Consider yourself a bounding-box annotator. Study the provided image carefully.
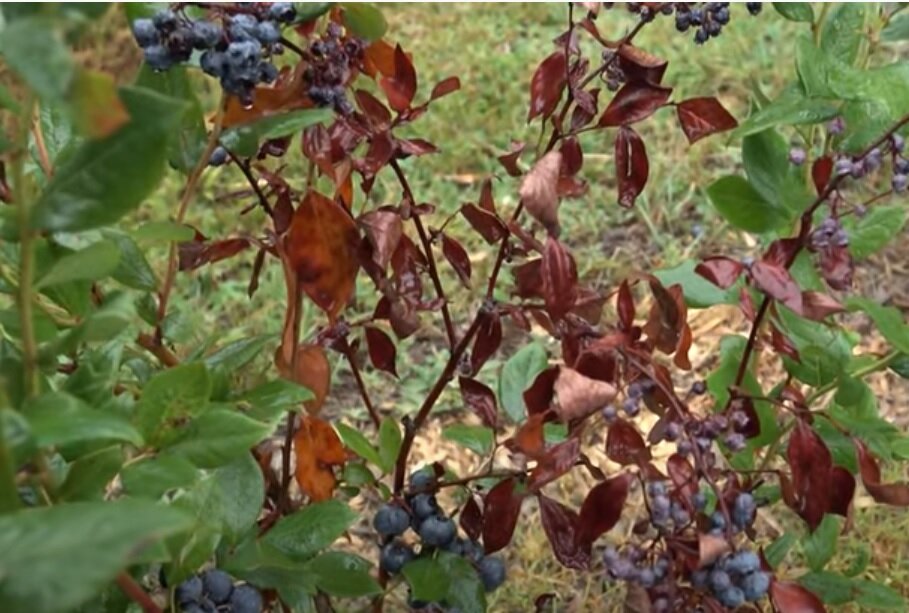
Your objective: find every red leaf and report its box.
[524,366,560,416]
[765,238,802,268]
[576,473,632,547]
[528,50,568,122]
[750,261,803,314]
[614,126,648,208]
[364,326,397,377]
[771,325,801,361]
[471,311,502,374]
[178,237,250,271]
[770,580,827,613]
[430,76,460,101]
[599,81,672,127]
[460,494,483,541]
[643,279,685,355]
[828,466,855,519]
[497,141,526,177]
[354,89,391,128]
[617,280,635,330]
[441,233,472,287]
[483,478,524,553]
[513,258,544,299]
[397,138,438,157]
[530,437,581,491]
[695,257,744,289]
[570,88,599,131]
[460,204,507,244]
[617,44,668,84]
[520,150,563,236]
[606,418,649,466]
[800,291,845,321]
[459,377,498,428]
[818,246,853,291]
[379,44,417,112]
[812,156,833,195]
[362,131,394,177]
[855,439,909,506]
[787,420,833,530]
[553,367,617,422]
[478,178,496,213]
[676,97,738,144]
[559,137,583,176]
[538,495,590,570]
[574,349,617,384]
[359,208,403,271]
[667,453,698,500]
[541,237,578,320]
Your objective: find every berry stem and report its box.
[115,572,162,613]
[227,151,274,217]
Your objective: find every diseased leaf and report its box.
[520,150,563,235]
[294,416,347,502]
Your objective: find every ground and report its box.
[70,4,909,611]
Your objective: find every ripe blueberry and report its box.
[411,493,439,520]
[143,45,173,71]
[176,576,203,605]
[746,3,763,16]
[478,556,507,592]
[409,468,436,490]
[710,569,732,591]
[742,570,771,601]
[132,18,159,47]
[229,585,263,613]
[893,173,908,193]
[373,504,410,536]
[201,569,233,604]
[152,9,178,32]
[380,541,414,574]
[419,515,456,547]
[255,21,281,44]
[191,20,222,49]
[209,146,229,167]
[268,2,297,23]
[718,586,746,608]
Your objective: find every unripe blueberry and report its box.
[893,173,908,193]
[827,116,846,135]
[380,541,414,574]
[478,556,507,592]
[176,576,203,605]
[742,571,771,601]
[419,515,456,547]
[373,504,410,536]
[132,18,159,47]
[789,147,806,166]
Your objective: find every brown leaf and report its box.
[294,415,347,501]
[520,150,563,236]
[397,138,438,157]
[538,495,591,570]
[363,39,396,79]
[355,89,392,128]
[559,137,583,177]
[617,44,668,85]
[275,344,332,415]
[770,580,827,613]
[828,466,855,519]
[615,126,648,208]
[460,203,507,244]
[362,131,394,177]
[695,257,744,289]
[513,258,544,299]
[359,208,403,271]
[471,311,503,374]
[379,44,417,112]
[787,420,833,529]
[441,233,471,287]
[178,237,251,271]
[459,377,498,428]
[497,141,527,177]
[460,494,483,541]
[643,279,685,355]
[483,478,524,553]
[530,437,580,491]
[430,76,461,101]
[800,291,845,321]
[524,366,560,417]
[576,473,632,547]
[554,367,617,422]
[666,453,698,500]
[617,280,636,331]
[606,418,649,466]
[855,439,909,506]
[365,326,397,377]
[285,191,360,321]
[515,413,546,458]
[750,261,803,314]
[599,82,672,127]
[528,50,568,122]
[541,237,578,321]
[676,97,738,144]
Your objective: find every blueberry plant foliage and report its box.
[1,2,909,612]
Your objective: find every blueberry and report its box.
[647,482,666,497]
[692,491,707,511]
[651,495,670,514]
[176,576,203,605]
[196,599,217,613]
[132,18,159,47]
[733,493,756,528]
[411,493,439,520]
[200,51,225,77]
[690,8,705,24]
[460,539,485,562]
[191,20,222,49]
[226,40,262,68]
[724,432,746,451]
[709,569,731,591]
[603,547,620,565]
[144,45,173,71]
[373,504,410,536]
[255,21,281,44]
[727,551,761,575]
[710,511,726,532]
[892,134,905,154]
[671,504,690,525]
[419,515,456,547]
[718,586,746,608]
[694,28,709,44]
[380,540,415,574]
[258,61,279,83]
[714,7,730,24]
[602,404,618,421]
[896,157,909,174]
[229,585,262,613]
[478,556,506,592]
[152,9,178,32]
[691,569,709,589]
[789,147,806,166]
[622,397,640,417]
[228,14,258,39]
[676,440,693,456]
[209,146,229,167]
[665,422,682,441]
[639,568,656,587]
[746,3,762,16]
[409,468,436,491]
[689,380,706,395]
[201,569,233,604]
[742,571,771,601]
[705,20,722,37]
[893,173,908,193]
[268,2,297,23]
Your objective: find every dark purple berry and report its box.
[411,493,439,520]
[834,157,853,176]
[380,541,414,574]
[724,432,747,451]
[893,173,908,193]
[229,585,262,613]
[374,504,410,536]
[714,7,730,24]
[143,45,173,71]
[268,2,297,23]
[892,134,905,154]
[152,9,178,32]
[718,586,746,608]
[409,468,436,490]
[746,3,762,16]
[132,18,158,47]
[191,20,222,49]
[201,570,233,605]
[176,576,203,605]
[418,515,456,547]
[478,556,507,592]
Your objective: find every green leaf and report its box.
[335,423,382,467]
[36,102,77,166]
[104,230,158,291]
[733,91,839,138]
[882,14,909,42]
[499,342,548,423]
[777,306,852,385]
[181,454,264,542]
[820,3,866,66]
[294,2,333,23]
[854,579,906,609]
[305,552,382,597]
[799,570,855,605]
[0,500,191,613]
[341,3,387,41]
[772,2,813,22]
[204,335,272,372]
[437,552,486,613]
[844,544,871,577]
[0,17,74,101]
[442,424,494,456]
[133,362,212,444]
[802,514,841,571]
[743,128,812,215]
[378,418,402,473]
[31,86,187,232]
[342,462,375,487]
[120,454,200,499]
[814,418,857,473]
[891,353,909,379]
[846,297,909,354]
[25,391,143,448]
[543,422,568,444]
[220,108,334,157]
[844,206,907,260]
[161,409,272,469]
[653,261,737,308]
[829,377,898,459]
[239,380,314,423]
[705,175,789,234]
[264,500,356,560]
[131,220,195,243]
[57,445,123,501]
[35,240,121,289]
[225,539,316,604]
[403,557,450,603]
[765,532,797,568]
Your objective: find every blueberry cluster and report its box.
[690,549,770,608]
[174,569,262,613]
[828,124,908,193]
[375,469,506,605]
[303,23,365,114]
[665,409,750,457]
[619,3,762,45]
[600,49,627,92]
[603,546,673,611]
[707,492,758,536]
[809,217,849,251]
[131,4,297,105]
[646,481,693,529]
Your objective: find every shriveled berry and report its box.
[478,556,507,592]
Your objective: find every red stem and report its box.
[116,573,161,613]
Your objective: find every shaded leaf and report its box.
[483,478,524,554]
[441,233,471,287]
[538,495,590,570]
[459,377,498,429]
[365,326,397,377]
[576,473,632,547]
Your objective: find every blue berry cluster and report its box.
[617,3,762,45]
[809,216,849,251]
[375,469,506,607]
[174,569,262,613]
[827,120,908,193]
[131,4,297,106]
[707,492,758,536]
[603,546,673,612]
[665,409,750,458]
[302,23,365,115]
[646,481,694,529]
[690,549,770,608]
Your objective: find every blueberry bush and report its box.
[2,2,909,612]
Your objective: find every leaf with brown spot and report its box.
[676,97,738,144]
[294,415,347,501]
[460,203,507,244]
[770,580,826,613]
[528,50,568,122]
[483,477,524,553]
[538,495,590,570]
[458,377,498,428]
[379,44,417,112]
[530,437,580,491]
[576,473,632,547]
[275,343,331,415]
[541,237,578,321]
[615,126,648,208]
[364,326,397,377]
[599,81,672,127]
[750,261,803,314]
[553,367,617,422]
[71,69,130,139]
[855,439,909,506]
[441,233,471,287]
[285,191,360,321]
[695,257,744,289]
[520,150,563,236]
[606,418,649,466]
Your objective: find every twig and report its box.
[227,150,274,217]
[115,573,162,613]
[135,333,180,368]
[343,346,381,429]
